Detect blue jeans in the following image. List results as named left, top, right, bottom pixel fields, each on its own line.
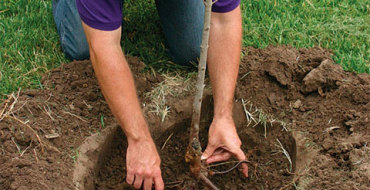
left=52, top=0, right=204, bottom=64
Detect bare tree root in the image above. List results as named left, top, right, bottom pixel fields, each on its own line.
left=210, top=160, right=250, bottom=175
left=199, top=173, right=220, bottom=190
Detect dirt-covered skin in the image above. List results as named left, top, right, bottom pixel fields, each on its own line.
left=0, top=46, right=369, bottom=189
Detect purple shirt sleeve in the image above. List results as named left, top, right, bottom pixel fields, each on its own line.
left=212, top=0, right=240, bottom=13
left=76, top=0, right=240, bottom=31
left=76, top=0, right=122, bottom=31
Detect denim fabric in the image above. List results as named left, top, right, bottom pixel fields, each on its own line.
left=52, top=0, right=89, bottom=60
left=52, top=0, right=204, bottom=64
left=155, top=0, right=204, bottom=64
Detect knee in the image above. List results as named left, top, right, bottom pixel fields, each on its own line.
left=53, top=0, right=89, bottom=60
left=168, top=42, right=200, bottom=65
left=61, top=36, right=90, bottom=60
left=58, top=16, right=90, bottom=60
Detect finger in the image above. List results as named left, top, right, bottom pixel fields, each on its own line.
left=213, top=148, right=225, bottom=155
left=234, top=149, right=248, bottom=177
left=126, top=170, right=134, bottom=185
left=154, top=176, right=164, bottom=190
left=133, top=175, right=143, bottom=189
left=207, top=151, right=232, bottom=164
left=201, top=144, right=217, bottom=160
left=143, top=177, right=153, bottom=190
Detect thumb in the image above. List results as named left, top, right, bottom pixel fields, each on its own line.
left=201, top=144, right=217, bottom=160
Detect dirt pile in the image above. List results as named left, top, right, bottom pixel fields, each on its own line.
left=0, top=46, right=369, bottom=189
left=0, top=57, right=161, bottom=189
left=236, top=46, right=369, bottom=189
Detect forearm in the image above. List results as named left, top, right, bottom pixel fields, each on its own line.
left=208, top=6, right=242, bottom=119
left=92, top=47, right=151, bottom=140
left=82, top=22, right=151, bottom=143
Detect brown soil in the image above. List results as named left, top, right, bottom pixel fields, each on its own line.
left=236, top=46, right=369, bottom=189
left=0, top=57, right=161, bottom=189
left=94, top=95, right=296, bottom=189
left=0, top=46, right=369, bottom=190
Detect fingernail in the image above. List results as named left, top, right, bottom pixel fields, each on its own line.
left=201, top=155, right=206, bottom=160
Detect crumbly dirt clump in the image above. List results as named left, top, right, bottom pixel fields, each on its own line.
left=0, top=46, right=369, bottom=189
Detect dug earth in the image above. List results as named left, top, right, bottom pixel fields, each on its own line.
left=0, top=46, right=368, bottom=189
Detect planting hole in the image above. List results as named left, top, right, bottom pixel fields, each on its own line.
left=88, top=98, right=297, bottom=189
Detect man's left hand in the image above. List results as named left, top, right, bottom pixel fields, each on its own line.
left=201, top=116, right=248, bottom=177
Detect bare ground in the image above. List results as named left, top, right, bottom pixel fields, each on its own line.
left=0, top=46, right=369, bottom=190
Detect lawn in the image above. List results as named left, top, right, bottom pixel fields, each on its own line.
left=0, top=0, right=369, bottom=98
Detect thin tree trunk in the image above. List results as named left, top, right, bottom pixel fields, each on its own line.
left=185, top=0, right=213, bottom=175
left=185, top=1, right=219, bottom=189
left=189, top=0, right=212, bottom=145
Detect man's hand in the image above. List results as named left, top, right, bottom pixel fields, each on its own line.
left=201, top=116, right=248, bottom=177
left=80, top=22, right=164, bottom=189
left=126, top=138, right=164, bottom=190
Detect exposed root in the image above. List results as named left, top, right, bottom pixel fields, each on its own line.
left=199, top=173, right=219, bottom=190
left=207, top=160, right=241, bottom=168
left=210, top=160, right=250, bottom=175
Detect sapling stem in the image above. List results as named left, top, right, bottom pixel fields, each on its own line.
left=185, top=0, right=213, bottom=171
left=189, top=0, right=212, bottom=144
left=185, top=0, right=219, bottom=189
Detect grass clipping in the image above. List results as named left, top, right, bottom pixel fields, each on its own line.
left=145, top=73, right=195, bottom=122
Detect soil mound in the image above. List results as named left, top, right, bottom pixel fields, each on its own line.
left=0, top=46, right=368, bottom=189
left=236, top=46, right=369, bottom=189
left=0, top=57, right=161, bottom=189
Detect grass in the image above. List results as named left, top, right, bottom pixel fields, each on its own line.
left=0, top=0, right=369, bottom=98
left=0, top=1, right=67, bottom=97
left=145, top=72, right=196, bottom=122
left=241, top=0, right=369, bottom=73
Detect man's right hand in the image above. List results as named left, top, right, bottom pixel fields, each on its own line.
left=126, top=138, right=164, bottom=190
left=79, top=22, right=164, bottom=190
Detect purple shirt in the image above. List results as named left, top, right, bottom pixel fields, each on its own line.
left=76, top=0, right=240, bottom=31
